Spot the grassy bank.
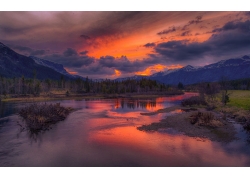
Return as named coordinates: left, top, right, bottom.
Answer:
left=227, top=90, right=250, bottom=110
left=137, top=90, right=250, bottom=142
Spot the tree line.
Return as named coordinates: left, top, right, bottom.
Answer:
left=0, top=75, right=178, bottom=97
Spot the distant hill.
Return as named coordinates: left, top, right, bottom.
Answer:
left=0, top=42, right=74, bottom=80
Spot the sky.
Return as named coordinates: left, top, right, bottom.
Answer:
left=1, top=11, right=250, bottom=79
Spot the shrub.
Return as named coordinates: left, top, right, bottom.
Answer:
left=66, top=90, right=70, bottom=97
left=189, top=112, right=223, bottom=127
left=189, top=111, right=216, bottom=126
left=181, top=96, right=207, bottom=107
left=19, top=103, right=73, bottom=133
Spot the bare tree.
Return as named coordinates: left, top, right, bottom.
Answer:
left=219, top=76, right=230, bottom=105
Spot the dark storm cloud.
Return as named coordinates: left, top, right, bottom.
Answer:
left=43, top=53, right=159, bottom=77
left=80, top=12, right=172, bottom=39
left=155, top=40, right=210, bottom=61
left=43, top=53, right=94, bottom=68
left=63, top=48, right=78, bottom=57
left=10, top=44, right=46, bottom=56
left=97, top=55, right=163, bottom=73
left=182, top=16, right=203, bottom=30
left=155, top=20, right=250, bottom=62
left=79, top=50, right=88, bottom=55
left=143, top=43, right=155, bottom=48
left=212, top=20, right=250, bottom=33
left=98, top=56, right=142, bottom=72
left=30, top=49, right=46, bottom=56
left=157, top=26, right=176, bottom=35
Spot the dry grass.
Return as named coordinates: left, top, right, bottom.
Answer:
left=189, top=111, right=223, bottom=128
left=181, top=96, right=207, bottom=107
left=19, top=103, right=73, bottom=133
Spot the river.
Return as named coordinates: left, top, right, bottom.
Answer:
left=1, top=92, right=250, bottom=167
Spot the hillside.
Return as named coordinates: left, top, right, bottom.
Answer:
left=0, top=42, right=72, bottom=80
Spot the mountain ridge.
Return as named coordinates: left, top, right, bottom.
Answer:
left=0, top=42, right=73, bottom=80
left=114, top=55, right=250, bottom=85
left=1, top=42, right=250, bottom=84
left=149, top=55, right=250, bottom=85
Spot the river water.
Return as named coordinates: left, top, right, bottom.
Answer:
left=1, top=92, right=250, bottom=167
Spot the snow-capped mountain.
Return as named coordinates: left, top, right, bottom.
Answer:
left=149, top=55, right=250, bottom=85
left=151, top=68, right=180, bottom=77
left=30, top=56, right=74, bottom=78
left=0, top=42, right=76, bottom=79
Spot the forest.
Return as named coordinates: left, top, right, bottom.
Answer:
left=0, top=75, right=181, bottom=99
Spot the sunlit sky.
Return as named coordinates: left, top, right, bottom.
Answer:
left=1, top=11, right=250, bottom=79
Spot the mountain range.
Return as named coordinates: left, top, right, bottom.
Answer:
left=1, top=42, right=250, bottom=85
left=148, top=56, right=250, bottom=85
left=0, top=42, right=74, bottom=80
left=116, top=55, right=250, bottom=85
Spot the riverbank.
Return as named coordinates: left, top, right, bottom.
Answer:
left=138, top=105, right=237, bottom=143
left=0, top=91, right=184, bottom=103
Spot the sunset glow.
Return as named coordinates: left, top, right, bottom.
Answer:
left=135, top=64, right=183, bottom=76
left=64, top=68, right=78, bottom=75
left=114, top=69, right=121, bottom=77
left=1, top=11, right=250, bottom=79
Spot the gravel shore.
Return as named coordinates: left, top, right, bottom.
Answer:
left=138, top=106, right=237, bottom=143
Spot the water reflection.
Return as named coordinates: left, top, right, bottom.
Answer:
left=116, top=99, right=157, bottom=110
left=1, top=92, right=250, bottom=166
left=0, top=102, right=17, bottom=119
left=114, top=93, right=196, bottom=111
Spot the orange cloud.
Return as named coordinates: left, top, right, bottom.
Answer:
left=112, top=69, right=121, bottom=77
left=64, top=68, right=78, bottom=75
left=135, top=64, right=183, bottom=76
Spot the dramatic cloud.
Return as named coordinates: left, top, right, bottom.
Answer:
left=212, top=20, right=250, bottom=33
left=79, top=50, right=88, bottom=55
left=1, top=11, right=249, bottom=79
left=10, top=45, right=46, bottom=56
left=182, top=16, right=203, bottom=30
left=143, top=43, right=156, bottom=48
left=157, top=26, right=176, bottom=35
left=75, top=12, right=172, bottom=43
left=155, top=40, right=210, bottom=62
left=155, top=20, right=250, bottom=63
left=181, top=31, right=192, bottom=36
left=43, top=48, right=94, bottom=68
left=63, top=48, right=78, bottom=57
left=98, top=55, right=159, bottom=73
